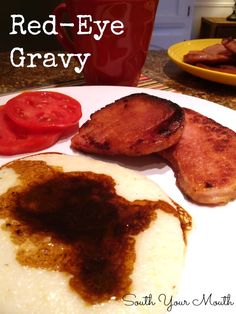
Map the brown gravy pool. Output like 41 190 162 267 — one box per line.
0 160 191 304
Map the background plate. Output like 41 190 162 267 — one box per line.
168 38 236 86
1 86 236 314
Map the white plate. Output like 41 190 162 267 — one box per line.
1 86 236 314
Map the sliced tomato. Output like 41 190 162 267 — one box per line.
60 123 79 139
0 106 62 156
5 91 82 131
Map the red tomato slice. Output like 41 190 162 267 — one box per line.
5 91 82 131
0 106 62 156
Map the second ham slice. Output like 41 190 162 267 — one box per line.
159 108 236 205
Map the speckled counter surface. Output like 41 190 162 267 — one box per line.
143 51 236 110
0 50 235 110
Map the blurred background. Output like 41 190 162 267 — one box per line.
0 0 235 52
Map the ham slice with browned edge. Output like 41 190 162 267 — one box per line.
71 93 185 156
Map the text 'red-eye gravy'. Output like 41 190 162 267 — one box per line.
0 160 191 305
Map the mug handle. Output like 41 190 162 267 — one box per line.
53 3 76 53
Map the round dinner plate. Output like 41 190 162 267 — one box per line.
0 86 236 314
168 38 236 86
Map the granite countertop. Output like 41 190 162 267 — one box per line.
0 50 235 110
143 51 236 110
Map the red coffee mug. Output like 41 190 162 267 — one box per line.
54 0 159 86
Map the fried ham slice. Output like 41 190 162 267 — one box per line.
159 108 236 205
71 93 184 156
183 43 235 65
183 39 236 75
222 37 236 54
